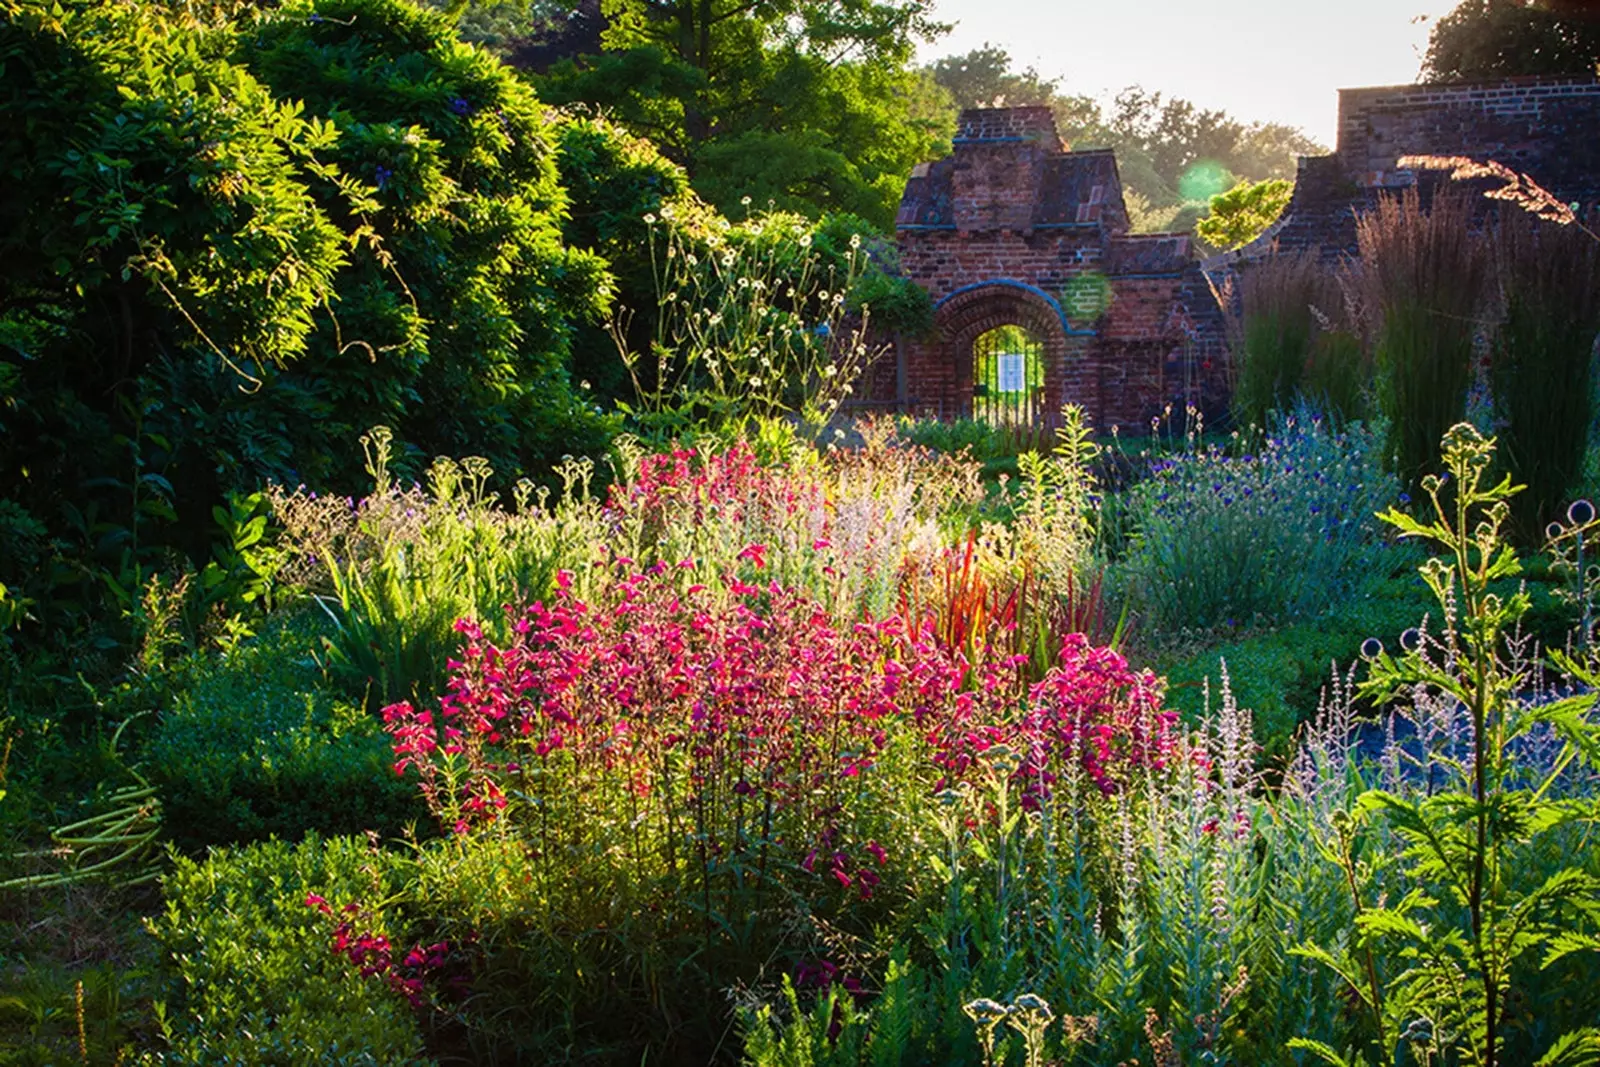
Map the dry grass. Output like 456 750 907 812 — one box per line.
1355 188 1491 488
1399 154 1587 230
1491 207 1600 534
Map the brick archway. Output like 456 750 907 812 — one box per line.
933 280 1086 423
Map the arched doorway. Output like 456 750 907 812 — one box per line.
972 324 1045 426
928 280 1088 429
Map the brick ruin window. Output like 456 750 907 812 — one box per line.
972 325 1044 427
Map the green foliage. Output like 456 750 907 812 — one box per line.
1197 177 1293 250
1159 573 1431 758
146 834 427 1064
1423 0 1600 82
1304 329 1371 427
892 417 1046 467
1117 411 1400 635
0 0 347 372
0 0 351 641
741 678 1306 1065
146 611 421 853
546 115 930 410
240 0 616 484
1222 245 1368 430
533 0 950 228
926 44 1062 111
618 211 879 438
927 48 1324 221
1227 249 1321 429
1296 423 1600 1067
548 109 699 401
1015 406 1099 602
280 427 583 708
0 0 619 658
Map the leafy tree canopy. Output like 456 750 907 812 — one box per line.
0 0 616 629
1422 0 1600 81
525 0 953 228
1196 178 1294 251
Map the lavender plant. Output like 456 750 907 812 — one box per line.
1290 423 1600 1067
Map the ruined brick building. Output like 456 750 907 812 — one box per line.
871 76 1600 433
875 106 1229 434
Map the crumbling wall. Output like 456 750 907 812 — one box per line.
889 108 1228 433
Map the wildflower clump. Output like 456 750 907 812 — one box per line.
1120 409 1396 633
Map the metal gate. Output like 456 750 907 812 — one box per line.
971 325 1044 427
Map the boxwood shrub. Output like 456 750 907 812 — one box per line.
146 834 426 1064
149 612 422 852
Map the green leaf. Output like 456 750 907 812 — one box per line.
1535 1028 1600 1067
1287 1038 1368 1067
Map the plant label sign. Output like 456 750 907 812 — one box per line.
997 352 1026 394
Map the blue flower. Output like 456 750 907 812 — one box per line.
374 165 393 189
448 96 472 116
1399 492 1411 505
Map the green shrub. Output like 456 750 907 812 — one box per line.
1302 328 1369 425
148 612 421 852
1160 561 1575 762
1116 410 1399 635
0 0 619 664
146 834 427 1064
272 429 583 708
1227 247 1323 429
892 417 1048 466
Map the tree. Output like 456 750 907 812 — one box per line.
929 44 1106 147
1 0 351 585
529 0 952 228
0 0 616 632
1423 0 1600 81
1196 178 1294 251
929 43 1058 108
240 0 615 482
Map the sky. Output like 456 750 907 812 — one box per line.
916 0 1462 148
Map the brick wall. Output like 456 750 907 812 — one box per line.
1338 77 1600 188
955 106 1064 146
1214 75 1600 269
889 107 1231 433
